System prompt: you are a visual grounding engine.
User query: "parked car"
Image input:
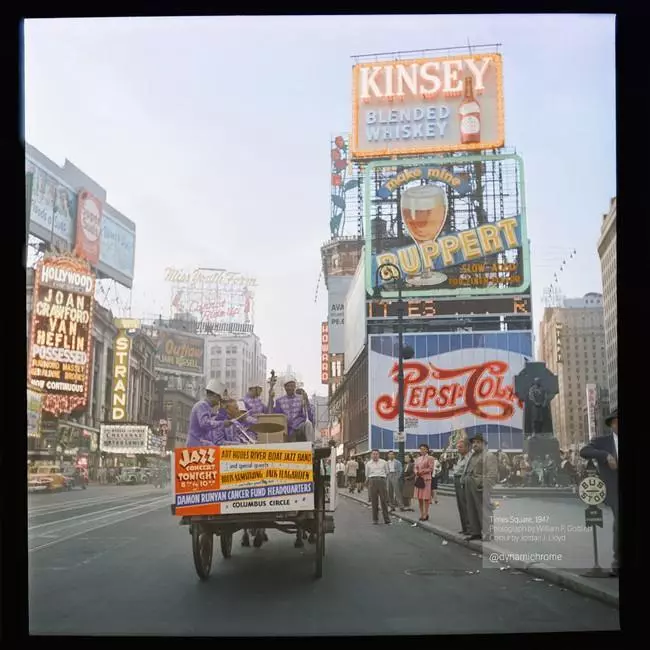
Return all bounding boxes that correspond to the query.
[28,466,68,493]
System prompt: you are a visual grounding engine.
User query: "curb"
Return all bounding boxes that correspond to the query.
[341,491,619,609]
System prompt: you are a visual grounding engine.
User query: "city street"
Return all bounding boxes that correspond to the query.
[29,488,619,636]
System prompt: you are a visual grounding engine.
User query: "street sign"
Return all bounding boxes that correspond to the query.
[578,476,607,505]
[394,431,405,443]
[585,505,604,528]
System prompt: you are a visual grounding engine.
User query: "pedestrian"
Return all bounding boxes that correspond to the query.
[365,449,391,525]
[401,453,415,511]
[336,458,346,488]
[345,456,359,493]
[356,455,366,495]
[453,438,472,536]
[386,451,403,511]
[430,453,441,505]
[463,433,498,541]
[580,408,619,577]
[414,444,434,521]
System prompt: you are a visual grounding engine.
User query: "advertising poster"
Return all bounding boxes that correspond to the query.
[344,258,367,370]
[100,424,151,454]
[27,386,44,438]
[173,442,315,516]
[28,255,96,416]
[327,276,353,354]
[25,159,77,250]
[153,329,205,376]
[351,52,504,159]
[586,384,597,440]
[368,331,533,451]
[74,190,103,265]
[99,209,136,285]
[365,155,529,299]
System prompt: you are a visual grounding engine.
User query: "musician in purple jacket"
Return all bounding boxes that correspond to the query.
[273,377,314,442]
[243,384,267,417]
[186,379,235,447]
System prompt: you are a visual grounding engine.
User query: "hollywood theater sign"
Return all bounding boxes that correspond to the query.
[368,331,533,451]
[351,53,504,158]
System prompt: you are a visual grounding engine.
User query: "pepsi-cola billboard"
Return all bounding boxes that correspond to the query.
[368,331,533,451]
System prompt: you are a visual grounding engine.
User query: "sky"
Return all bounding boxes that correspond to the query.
[23,14,616,396]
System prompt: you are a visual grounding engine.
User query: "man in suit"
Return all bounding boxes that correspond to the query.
[386,450,403,511]
[464,433,498,541]
[580,408,619,577]
[453,437,472,536]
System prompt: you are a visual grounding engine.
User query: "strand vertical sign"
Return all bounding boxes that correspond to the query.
[111,327,132,421]
[321,322,330,384]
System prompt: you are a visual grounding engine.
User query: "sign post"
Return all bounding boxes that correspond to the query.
[578,460,610,578]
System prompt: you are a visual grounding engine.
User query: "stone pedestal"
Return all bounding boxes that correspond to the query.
[524,436,561,463]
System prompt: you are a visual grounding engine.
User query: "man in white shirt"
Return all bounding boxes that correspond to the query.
[336,459,346,488]
[386,451,403,511]
[366,449,391,524]
[345,456,359,493]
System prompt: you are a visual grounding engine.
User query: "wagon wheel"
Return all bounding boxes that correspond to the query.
[191,524,213,580]
[220,532,233,559]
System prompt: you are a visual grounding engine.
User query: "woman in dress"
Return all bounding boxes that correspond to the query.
[401,453,415,512]
[414,444,435,521]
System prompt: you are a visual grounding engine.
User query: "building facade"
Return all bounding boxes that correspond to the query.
[162,388,197,448]
[204,334,267,399]
[537,293,608,450]
[597,197,617,410]
[581,386,611,441]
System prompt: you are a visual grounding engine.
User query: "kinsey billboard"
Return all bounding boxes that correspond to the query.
[28,255,96,416]
[365,154,529,299]
[351,53,504,159]
[328,275,353,354]
[368,331,533,451]
[154,328,205,376]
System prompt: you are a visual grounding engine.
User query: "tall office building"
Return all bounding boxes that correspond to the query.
[597,197,617,410]
[204,334,267,400]
[537,293,608,450]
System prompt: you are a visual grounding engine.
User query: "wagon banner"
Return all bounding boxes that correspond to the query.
[172,442,315,516]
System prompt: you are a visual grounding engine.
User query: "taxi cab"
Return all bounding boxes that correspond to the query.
[28,465,69,492]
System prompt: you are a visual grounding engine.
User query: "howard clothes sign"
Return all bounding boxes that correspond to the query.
[368,331,533,451]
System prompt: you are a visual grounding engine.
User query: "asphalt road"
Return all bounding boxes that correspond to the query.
[28,487,619,636]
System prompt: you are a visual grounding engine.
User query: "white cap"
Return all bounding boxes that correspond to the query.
[284,375,297,385]
[206,379,225,396]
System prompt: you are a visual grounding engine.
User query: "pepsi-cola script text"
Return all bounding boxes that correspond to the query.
[375,360,522,421]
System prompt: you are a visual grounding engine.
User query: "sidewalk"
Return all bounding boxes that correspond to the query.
[341,487,619,608]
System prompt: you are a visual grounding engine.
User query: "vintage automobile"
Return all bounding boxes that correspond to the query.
[28,466,68,493]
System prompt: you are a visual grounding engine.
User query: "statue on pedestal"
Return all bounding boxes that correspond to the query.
[526,378,554,438]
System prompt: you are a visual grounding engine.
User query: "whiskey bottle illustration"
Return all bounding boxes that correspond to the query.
[459,76,481,144]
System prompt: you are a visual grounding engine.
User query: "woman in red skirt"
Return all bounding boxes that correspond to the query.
[414,443,435,521]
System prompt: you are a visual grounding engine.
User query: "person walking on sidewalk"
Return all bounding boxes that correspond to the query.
[386,450,403,511]
[336,459,346,489]
[464,433,498,541]
[430,453,441,505]
[414,443,434,521]
[454,437,472,535]
[345,456,359,493]
[401,453,415,511]
[580,407,619,577]
[366,449,391,525]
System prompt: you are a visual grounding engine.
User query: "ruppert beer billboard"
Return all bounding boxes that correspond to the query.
[365,154,530,299]
[28,255,96,416]
[368,331,533,452]
[351,53,504,159]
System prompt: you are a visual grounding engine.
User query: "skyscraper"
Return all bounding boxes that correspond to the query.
[537,294,608,450]
[597,197,617,410]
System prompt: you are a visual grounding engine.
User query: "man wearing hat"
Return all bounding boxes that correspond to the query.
[273,376,314,442]
[244,384,268,417]
[463,432,498,541]
[186,379,232,447]
[580,407,619,577]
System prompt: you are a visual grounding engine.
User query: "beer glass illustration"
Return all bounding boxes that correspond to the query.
[401,184,448,285]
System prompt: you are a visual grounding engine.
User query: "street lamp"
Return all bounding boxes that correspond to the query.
[373,262,414,467]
